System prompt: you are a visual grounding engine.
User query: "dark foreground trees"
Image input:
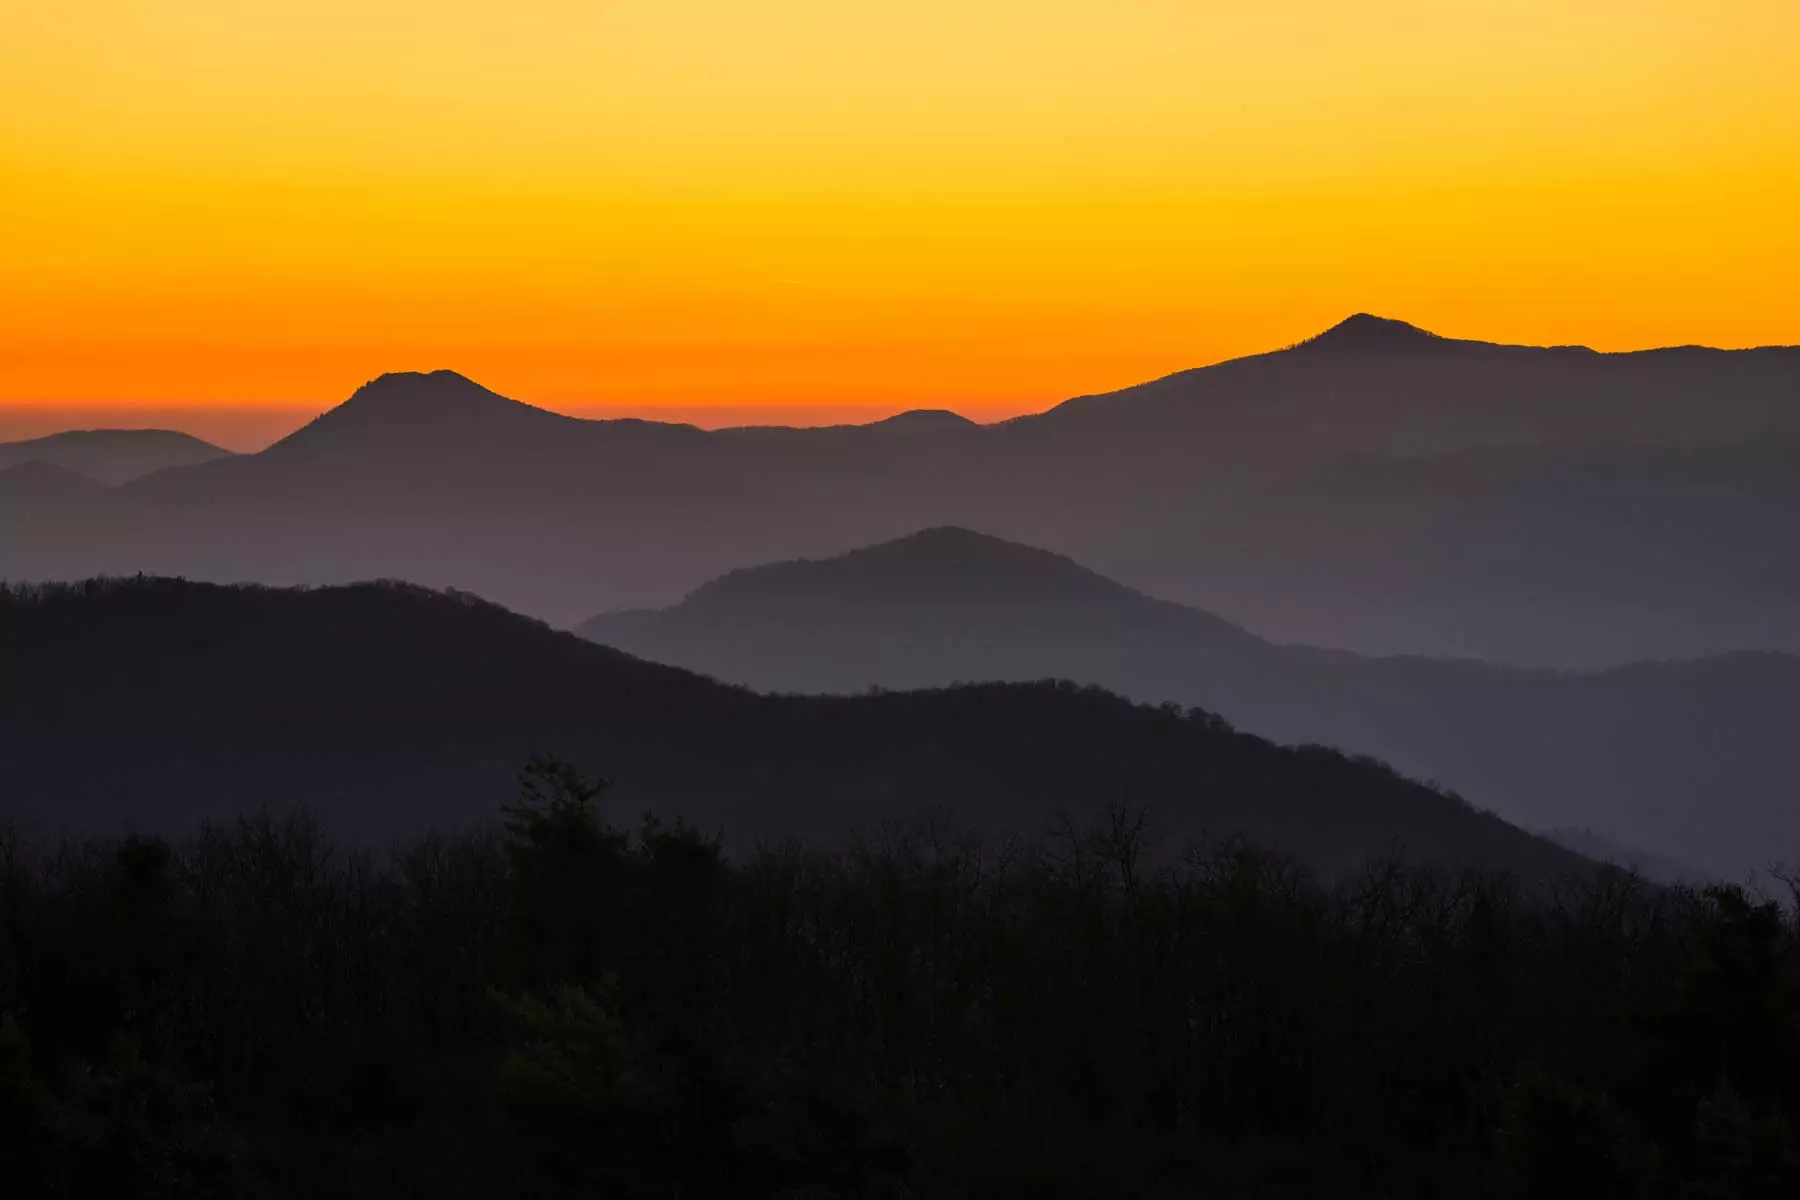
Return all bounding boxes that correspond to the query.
[3,761,1800,1198]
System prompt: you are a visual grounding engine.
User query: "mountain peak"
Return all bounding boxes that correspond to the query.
[348,369,519,411]
[1297,313,1449,352]
[656,527,1255,640]
[272,370,570,454]
[842,524,1092,569]
[676,526,1132,618]
[869,409,978,432]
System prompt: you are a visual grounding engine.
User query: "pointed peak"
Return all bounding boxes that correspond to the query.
[1296,313,1450,352]
[261,370,573,458]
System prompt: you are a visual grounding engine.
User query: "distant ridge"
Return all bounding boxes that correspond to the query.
[0,428,230,485]
[714,408,981,438]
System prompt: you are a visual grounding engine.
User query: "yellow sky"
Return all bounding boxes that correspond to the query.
[3,0,1798,418]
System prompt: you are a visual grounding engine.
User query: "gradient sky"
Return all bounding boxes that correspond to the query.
[4,0,1798,431]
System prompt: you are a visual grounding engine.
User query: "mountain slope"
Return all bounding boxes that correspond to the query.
[581,528,1800,878]
[0,576,1593,881]
[0,428,230,485]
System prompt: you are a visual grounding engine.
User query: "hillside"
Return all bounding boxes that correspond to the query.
[3,317,1796,662]
[582,528,1800,879]
[0,576,1593,881]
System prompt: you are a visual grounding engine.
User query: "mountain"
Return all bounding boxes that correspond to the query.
[587,527,1271,693]
[1026,313,1800,468]
[581,528,1800,879]
[665,525,1238,626]
[0,575,1594,882]
[5,317,1798,663]
[0,428,230,485]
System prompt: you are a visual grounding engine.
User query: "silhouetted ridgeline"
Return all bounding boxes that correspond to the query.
[3,767,1800,1198]
[0,576,1589,880]
[581,527,1800,881]
[4,316,1798,662]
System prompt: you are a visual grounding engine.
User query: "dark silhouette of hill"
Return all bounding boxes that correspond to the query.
[581,528,1800,879]
[590,527,1268,688]
[1022,312,1799,471]
[0,575,1594,881]
[0,427,230,485]
[671,526,1247,634]
[1293,311,1459,352]
[4,316,1797,662]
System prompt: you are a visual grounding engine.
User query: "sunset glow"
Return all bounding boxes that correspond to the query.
[5,0,1798,425]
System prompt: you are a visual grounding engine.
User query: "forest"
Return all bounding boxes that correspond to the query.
[3,759,1798,1199]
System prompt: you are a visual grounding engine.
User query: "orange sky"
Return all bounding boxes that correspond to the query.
[4,0,1798,434]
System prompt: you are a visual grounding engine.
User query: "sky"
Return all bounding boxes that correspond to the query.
[4,0,1798,444]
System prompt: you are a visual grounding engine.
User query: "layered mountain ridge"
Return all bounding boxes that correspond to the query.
[582,527,1800,879]
[5,315,1797,663]
[0,574,1596,882]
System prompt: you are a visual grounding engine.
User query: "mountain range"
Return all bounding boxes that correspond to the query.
[582,527,1800,880]
[0,576,1594,882]
[3,315,1797,666]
